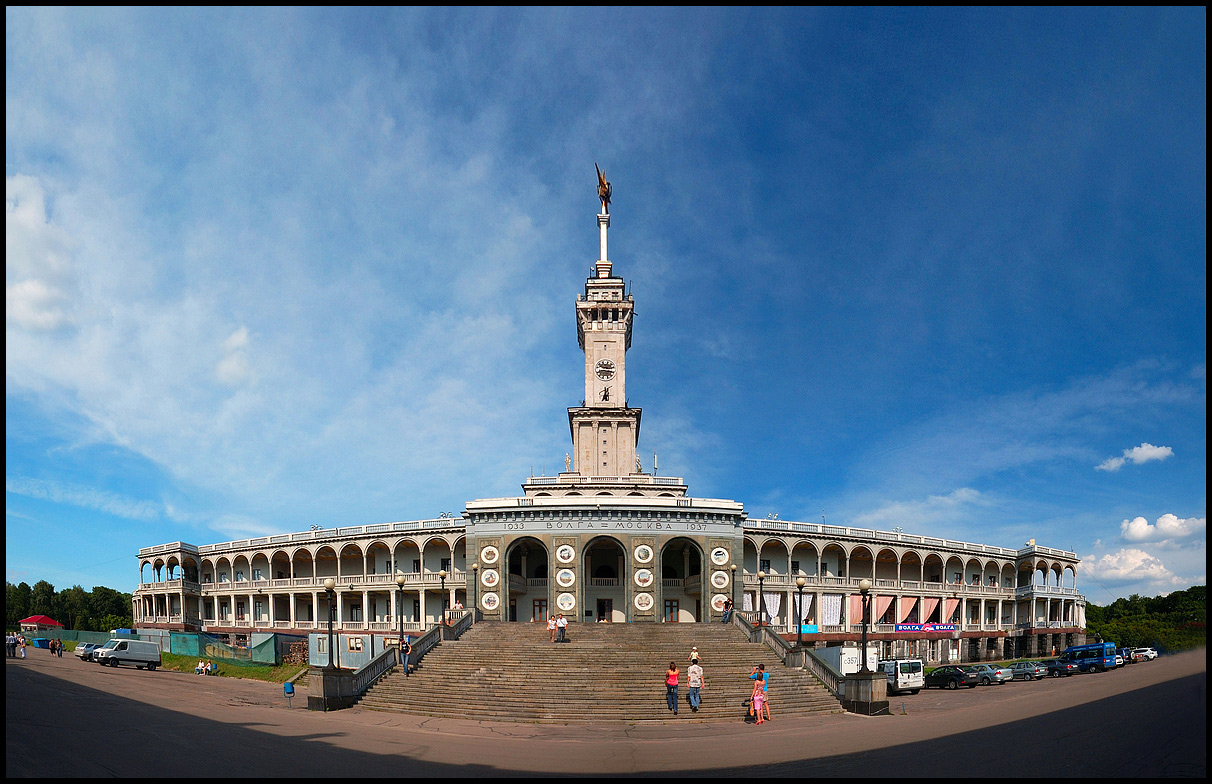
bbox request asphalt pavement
[5,647,1205,777]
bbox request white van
[880,658,924,694]
[93,639,161,670]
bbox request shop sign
[895,623,957,632]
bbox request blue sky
[6,8,1205,604]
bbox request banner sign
[895,623,957,632]
[797,625,819,634]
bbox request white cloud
[1079,547,1184,586]
[1120,514,1205,544]
[216,327,252,386]
[5,477,160,522]
[6,174,77,331]
[1096,442,1173,472]
[851,487,988,530]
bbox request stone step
[359,622,841,723]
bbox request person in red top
[665,662,680,716]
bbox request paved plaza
[5,648,1206,777]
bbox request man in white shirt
[687,661,705,712]
[556,613,568,642]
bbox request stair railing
[733,610,843,699]
[442,609,475,640]
[351,645,399,696]
[800,648,844,699]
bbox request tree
[29,580,55,617]
[6,582,32,627]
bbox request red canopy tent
[19,615,65,632]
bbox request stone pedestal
[841,670,889,716]
[307,667,358,711]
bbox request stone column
[336,591,344,630]
[362,590,370,626]
[290,593,297,627]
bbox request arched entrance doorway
[582,536,626,623]
[660,537,705,622]
[505,537,549,622]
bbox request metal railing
[801,648,844,698]
[351,646,399,697]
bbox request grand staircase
[358,621,843,723]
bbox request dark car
[1041,658,1077,677]
[924,665,978,690]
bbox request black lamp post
[757,570,766,627]
[858,578,872,673]
[729,564,737,617]
[796,576,806,648]
[471,563,480,618]
[323,577,336,671]
[395,573,406,645]
[439,569,448,626]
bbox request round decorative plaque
[634,592,654,611]
[481,569,499,588]
[481,592,500,611]
[556,568,576,588]
[556,592,576,612]
[479,545,500,565]
[556,544,576,564]
[634,544,654,564]
[710,547,730,566]
[634,568,654,588]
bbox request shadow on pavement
[6,663,1205,777]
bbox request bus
[1058,641,1117,673]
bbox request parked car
[1134,647,1159,660]
[1008,661,1048,680]
[1042,658,1078,677]
[74,643,101,661]
[968,663,1013,685]
[93,639,161,670]
[924,665,978,690]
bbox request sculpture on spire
[595,163,612,214]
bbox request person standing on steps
[722,597,734,623]
[400,636,413,676]
[665,661,680,715]
[688,646,700,665]
[751,672,766,725]
[687,658,705,713]
[749,664,771,721]
[547,614,557,642]
[556,613,568,643]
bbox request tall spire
[595,163,612,278]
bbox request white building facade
[133,184,1085,663]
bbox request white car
[1133,647,1159,660]
[93,638,161,670]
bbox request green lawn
[159,651,307,683]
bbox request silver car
[1008,661,1048,681]
[968,663,1013,685]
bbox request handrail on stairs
[731,611,843,698]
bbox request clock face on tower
[595,358,616,380]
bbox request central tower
[567,175,641,477]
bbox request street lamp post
[796,576,806,648]
[439,569,448,626]
[757,571,766,627]
[395,573,406,646]
[859,578,872,673]
[471,562,480,618]
[729,564,738,618]
[323,577,336,671]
